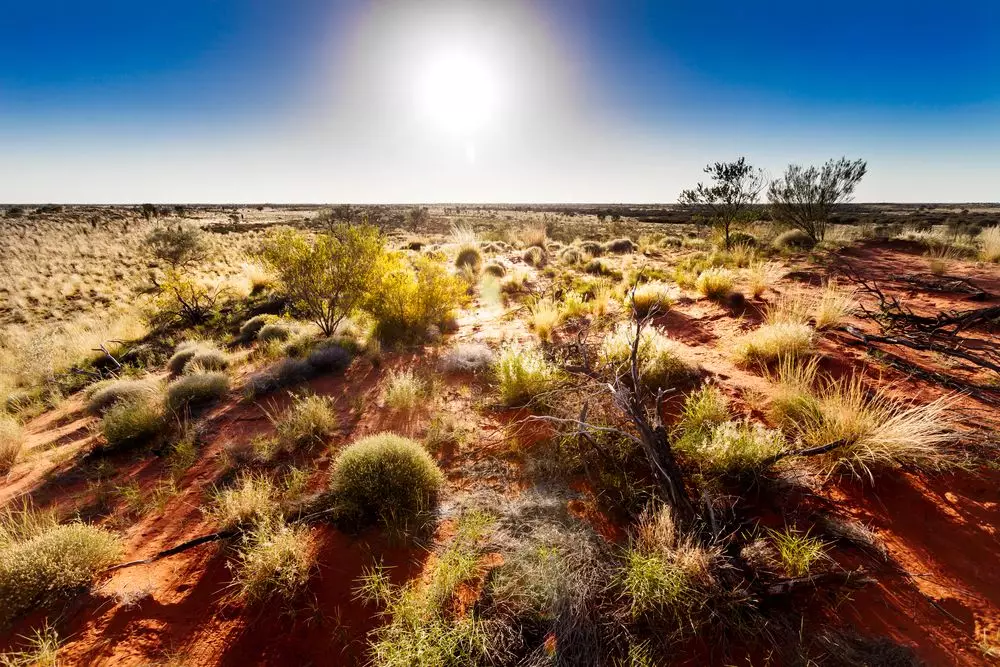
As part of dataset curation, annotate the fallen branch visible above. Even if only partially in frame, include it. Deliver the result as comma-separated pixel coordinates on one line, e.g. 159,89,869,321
103,529,237,573
764,569,872,596
760,439,847,468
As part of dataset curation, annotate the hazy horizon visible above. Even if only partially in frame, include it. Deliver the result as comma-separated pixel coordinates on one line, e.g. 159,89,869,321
2,0,998,204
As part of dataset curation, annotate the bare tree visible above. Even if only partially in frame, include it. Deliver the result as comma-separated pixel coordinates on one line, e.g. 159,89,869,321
679,157,766,250
767,157,867,242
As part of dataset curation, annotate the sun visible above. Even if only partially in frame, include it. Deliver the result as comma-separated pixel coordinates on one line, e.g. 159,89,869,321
415,48,499,138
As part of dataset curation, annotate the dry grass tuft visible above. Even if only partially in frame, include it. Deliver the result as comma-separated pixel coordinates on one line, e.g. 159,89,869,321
733,322,815,366
382,369,427,413
600,323,699,390
978,226,1000,263
626,281,676,318
494,346,563,407
695,267,735,301
0,416,24,475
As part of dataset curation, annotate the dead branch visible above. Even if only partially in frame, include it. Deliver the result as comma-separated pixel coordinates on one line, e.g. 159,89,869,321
764,569,872,596
103,529,236,573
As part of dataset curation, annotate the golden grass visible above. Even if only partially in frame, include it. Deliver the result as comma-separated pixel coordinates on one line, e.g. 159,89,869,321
733,323,815,366
626,281,676,318
528,297,562,341
978,226,1000,263
382,369,427,413
600,323,699,390
0,416,24,475
694,267,735,300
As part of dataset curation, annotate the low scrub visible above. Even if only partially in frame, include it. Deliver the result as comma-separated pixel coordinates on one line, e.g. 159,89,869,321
676,420,786,477
166,340,227,376
0,505,122,626
767,359,956,479
528,297,562,342
100,398,167,450
773,228,816,250
979,226,1000,263
439,342,495,374
522,246,547,267
330,432,444,528
238,314,280,342
165,372,229,412
600,323,699,391
733,322,815,366
769,527,826,577
604,238,637,254
494,346,563,407
0,416,23,475
368,256,468,344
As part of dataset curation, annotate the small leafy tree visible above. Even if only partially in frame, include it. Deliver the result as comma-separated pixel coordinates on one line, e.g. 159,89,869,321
366,254,469,343
679,157,766,250
143,224,207,270
140,203,159,221
255,224,387,336
767,157,867,242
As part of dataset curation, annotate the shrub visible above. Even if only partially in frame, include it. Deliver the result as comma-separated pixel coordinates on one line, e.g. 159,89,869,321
165,372,229,411
368,255,468,344
519,223,548,249
584,258,618,277
0,508,121,626
0,416,23,475
978,226,1000,263
578,240,604,257
676,420,786,476
733,323,815,366
230,518,316,603
620,506,719,623
604,238,637,254
238,314,279,342
100,398,166,450
87,379,158,415
329,433,444,527
626,281,676,318
768,158,867,242
455,246,483,275
383,369,426,413
494,346,563,407
211,474,281,531
600,323,699,390
153,273,230,326
272,394,338,451
439,343,495,374
245,358,314,399
773,228,815,250
522,246,547,267
257,322,293,343
254,224,387,336
143,223,206,270
695,267,735,300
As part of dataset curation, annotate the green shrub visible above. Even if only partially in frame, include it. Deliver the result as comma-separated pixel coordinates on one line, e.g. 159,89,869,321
0,416,23,475
165,372,229,411
330,433,444,527
166,340,207,375
674,385,729,438
695,267,735,300
579,240,604,257
367,255,468,344
494,346,563,407
230,518,316,603
599,323,699,391
100,398,166,450
254,224,387,336
769,528,826,577
0,507,122,626
87,379,158,415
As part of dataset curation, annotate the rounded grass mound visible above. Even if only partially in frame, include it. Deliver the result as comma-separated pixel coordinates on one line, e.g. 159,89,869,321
600,323,700,391
0,521,122,626
455,246,483,275
733,323,815,367
86,379,158,415
166,340,217,376
165,372,229,412
330,433,444,528
100,398,167,450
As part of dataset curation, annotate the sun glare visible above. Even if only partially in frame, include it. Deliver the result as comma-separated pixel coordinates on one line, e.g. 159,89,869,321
416,49,499,138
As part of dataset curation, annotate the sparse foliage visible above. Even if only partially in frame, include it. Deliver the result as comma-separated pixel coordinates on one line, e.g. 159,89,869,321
768,157,867,242
680,157,766,250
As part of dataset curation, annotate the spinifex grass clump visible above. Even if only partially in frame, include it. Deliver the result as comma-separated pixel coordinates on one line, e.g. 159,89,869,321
100,397,167,450
0,504,122,626
165,371,229,411
329,433,444,528
732,322,815,366
494,346,564,407
0,416,24,475
767,359,956,479
600,323,699,391
626,281,676,318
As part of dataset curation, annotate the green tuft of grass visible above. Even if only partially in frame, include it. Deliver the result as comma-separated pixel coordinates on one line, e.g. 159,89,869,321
599,323,699,391
100,398,167,450
626,281,676,318
229,518,316,603
676,420,786,477
0,622,61,667
382,369,427,414
211,474,282,531
695,267,735,301
768,527,826,577
493,346,563,407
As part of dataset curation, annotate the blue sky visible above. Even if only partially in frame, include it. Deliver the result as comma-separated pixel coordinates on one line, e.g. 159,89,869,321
1,0,997,202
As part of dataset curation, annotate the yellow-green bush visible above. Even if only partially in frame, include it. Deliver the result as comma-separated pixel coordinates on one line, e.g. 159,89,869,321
600,323,699,390
367,255,469,344
494,346,563,407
